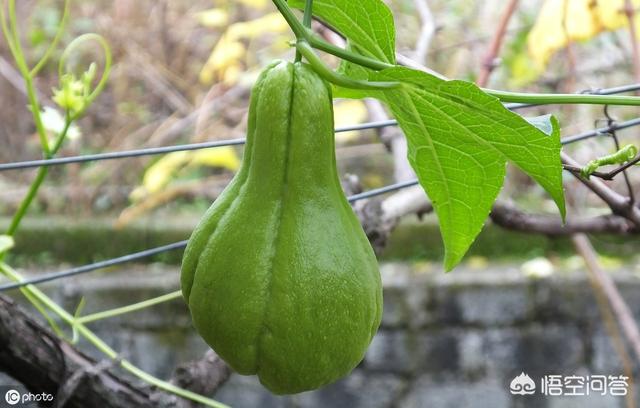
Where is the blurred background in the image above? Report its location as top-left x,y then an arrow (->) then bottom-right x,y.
2,0 -> 640,407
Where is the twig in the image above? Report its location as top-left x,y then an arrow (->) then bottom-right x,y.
490,202 -> 637,235
602,154 -> 640,180
572,234 -> 640,365
126,46 -> 193,115
476,0 -> 519,87
570,234 -> 636,408
562,152 -> 640,226
153,351 -> 231,408
602,106 -> 636,204
412,0 -> 436,63
0,55 -> 27,95
624,0 -> 640,83
562,164 -> 608,179
352,184 -> 433,254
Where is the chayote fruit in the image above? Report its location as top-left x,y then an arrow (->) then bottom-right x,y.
181,60 -> 382,394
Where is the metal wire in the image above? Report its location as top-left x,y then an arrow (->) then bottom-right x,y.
0,121 -> 398,171
0,139 -> 246,171
0,178 -> 421,292
2,84 -> 640,172
0,241 -> 189,291
560,117 -> 640,145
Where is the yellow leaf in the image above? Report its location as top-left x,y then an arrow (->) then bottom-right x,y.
528,0 -> 595,68
227,12 -> 289,39
528,0 -> 640,71
196,8 -> 229,28
199,38 -> 246,84
188,147 -> 241,171
596,0 -> 628,29
130,147 -> 240,203
237,0 -> 269,9
139,151 -> 191,196
333,100 -> 368,143
199,12 -> 289,85
118,181 -> 203,228
566,0 -> 601,40
222,64 -> 243,86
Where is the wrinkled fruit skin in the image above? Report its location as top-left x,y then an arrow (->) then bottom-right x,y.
181,61 -> 382,395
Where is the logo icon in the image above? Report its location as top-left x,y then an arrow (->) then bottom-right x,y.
4,389 -> 20,405
510,372 -> 536,395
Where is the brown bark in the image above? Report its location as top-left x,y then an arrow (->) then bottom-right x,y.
0,296 -> 155,408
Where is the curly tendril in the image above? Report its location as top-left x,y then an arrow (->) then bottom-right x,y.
58,33 -> 113,120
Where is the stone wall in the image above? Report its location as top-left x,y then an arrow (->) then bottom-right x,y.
2,262 -> 638,408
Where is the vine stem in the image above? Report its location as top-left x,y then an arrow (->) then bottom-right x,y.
0,0 -> 50,154
0,263 -> 229,408
271,0 -> 391,70
6,119 -> 71,236
296,41 -> 398,90
272,0 -> 640,106
295,0 -> 313,62
485,89 -> 640,107
76,290 -> 182,324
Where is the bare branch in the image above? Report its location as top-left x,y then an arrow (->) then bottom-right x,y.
412,0 -> 436,63
571,234 -> 638,408
572,234 -> 640,364
0,295 -> 154,408
562,152 -> 640,226
476,0 -> 519,87
152,351 -> 231,408
490,202 -> 637,235
0,295 -> 231,407
624,0 -> 640,83
352,184 -> 432,254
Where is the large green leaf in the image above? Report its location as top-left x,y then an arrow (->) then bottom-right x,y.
370,67 -> 566,270
289,0 -> 395,63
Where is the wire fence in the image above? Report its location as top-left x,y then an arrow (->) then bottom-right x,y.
2,83 -> 640,292
2,84 -> 640,172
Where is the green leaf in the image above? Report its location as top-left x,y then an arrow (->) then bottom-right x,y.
0,235 -> 14,254
289,0 -> 395,98
289,0 -> 396,63
370,67 -> 566,270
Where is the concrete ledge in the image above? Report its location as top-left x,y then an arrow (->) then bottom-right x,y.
3,262 -> 637,407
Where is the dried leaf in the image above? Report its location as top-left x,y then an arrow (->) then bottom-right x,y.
528,0 -> 640,71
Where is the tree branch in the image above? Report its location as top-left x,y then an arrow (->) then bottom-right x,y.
572,234 -> 640,363
624,0 -> 640,84
152,351 -> 231,408
412,0 -> 436,63
476,0 -> 519,87
0,295 -> 231,407
490,202 -> 637,235
0,295 -> 154,408
562,152 -> 640,226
